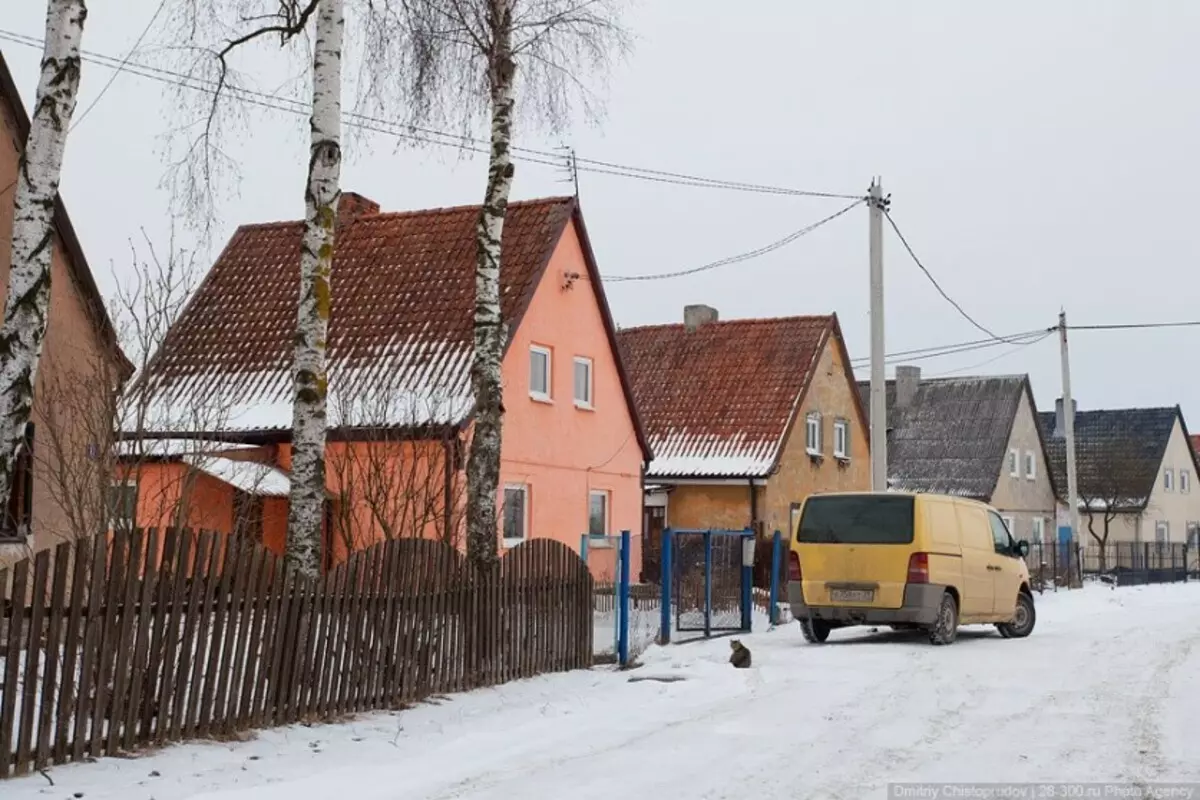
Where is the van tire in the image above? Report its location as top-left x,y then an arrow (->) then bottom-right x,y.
800,617 -> 832,644
997,592 -> 1036,639
927,592 -> 959,646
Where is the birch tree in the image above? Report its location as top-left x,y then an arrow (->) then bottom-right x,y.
287,0 -> 345,578
361,0 -> 629,568
0,0 -> 89,524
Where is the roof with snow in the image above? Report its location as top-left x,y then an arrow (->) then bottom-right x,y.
616,314 -> 849,479
1036,406 -> 1189,511
182,455 -> 292,497
856,373 -> 1045,500
136,194 -> 648,456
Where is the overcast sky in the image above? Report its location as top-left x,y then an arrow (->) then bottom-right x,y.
5,2 -> 1200,423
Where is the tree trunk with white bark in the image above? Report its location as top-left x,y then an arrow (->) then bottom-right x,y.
465,0 -> 517,570
0,0 -> 88,523
286,0 -> 343,578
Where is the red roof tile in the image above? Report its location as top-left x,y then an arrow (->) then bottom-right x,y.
616,315 -> 837,478
141,195 -> 648,457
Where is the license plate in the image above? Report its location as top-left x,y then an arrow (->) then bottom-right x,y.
830,588 -> 874,603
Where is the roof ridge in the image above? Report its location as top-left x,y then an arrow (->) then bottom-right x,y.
618,313 -> 834,334
235,194 -> 575,231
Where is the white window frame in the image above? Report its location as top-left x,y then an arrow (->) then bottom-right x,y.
529,345 -> 552,402
1008,449 -> 1019,477
588,489 -> 610,539
572,356 -> 594,409
1001,515 -> 1016,536
1031,516 -> 1045,542
1023,451 -> 1036,481
1164,468 -> 1174,492
833,419 -> 849,459
805,412 -> 822,456
1155,520 -> 1169,544
1182,469 -> 1191,494
502,484 -> 529,546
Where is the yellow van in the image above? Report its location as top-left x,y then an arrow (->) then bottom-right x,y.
787,491 -> 1036,645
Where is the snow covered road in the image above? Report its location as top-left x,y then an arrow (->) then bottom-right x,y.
8,584 -> 1200,799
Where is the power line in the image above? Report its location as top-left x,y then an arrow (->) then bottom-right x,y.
0,28 -> 860,201
883,208 -> 1021,344
850,327 -> 1054,366
926,331 -> 1056,378
605,198 -> 864,283
70,0 -> 167,132
1068,320 -> 1200,331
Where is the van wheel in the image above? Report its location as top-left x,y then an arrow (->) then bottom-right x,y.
800,617 -> 832,644
927,592 -> 959,646
997,592 -> 1036,639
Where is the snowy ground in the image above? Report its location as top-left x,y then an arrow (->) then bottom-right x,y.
7,583 -> 1200,799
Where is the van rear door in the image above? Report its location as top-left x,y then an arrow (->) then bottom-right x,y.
793,494 -> 915,609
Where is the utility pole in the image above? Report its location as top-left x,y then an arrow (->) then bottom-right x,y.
869,179 -> 887,492
1059,309 -> 1082,549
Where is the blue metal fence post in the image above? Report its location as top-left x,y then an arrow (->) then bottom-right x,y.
768,530 -> 783,626
580,534 -> 589,564
618,530 -> 631,666
703,530 -> 713,638
740,529 -> 753,632
659,528 -> 672,644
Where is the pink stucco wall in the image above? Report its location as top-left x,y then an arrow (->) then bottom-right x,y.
497,218 -> 643,579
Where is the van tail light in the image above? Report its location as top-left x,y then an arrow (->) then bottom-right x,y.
907,552 -> 930,584
788,551 -> 802,582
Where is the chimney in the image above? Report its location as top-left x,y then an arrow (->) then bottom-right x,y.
337,192 -> 380,225
684,304 -> 718,332
895,365 -> 920,409
1053,397 -> 1077,438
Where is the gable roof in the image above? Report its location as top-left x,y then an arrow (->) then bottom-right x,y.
1036,406 -> 1189,511
857,374 -> 1044,500
616,314 -> 855,479
138,194 -> 649,458
0,51 -> 129,377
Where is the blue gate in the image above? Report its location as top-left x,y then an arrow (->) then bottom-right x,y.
659,528 -> 754,643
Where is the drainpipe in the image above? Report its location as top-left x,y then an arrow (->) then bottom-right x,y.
749,478 -> 758,533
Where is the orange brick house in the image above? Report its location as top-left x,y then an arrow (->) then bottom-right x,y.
0,52 -> 132,568
123,195 -> 649,574
616,306 -> 869,551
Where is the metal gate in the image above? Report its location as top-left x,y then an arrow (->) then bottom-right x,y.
659,528 -> 754,643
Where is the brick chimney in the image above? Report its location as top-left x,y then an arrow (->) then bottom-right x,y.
1053,397 -> 1077,438
337,192 -> 380,225
684,304 -> 718,332
895,365 -> 920,409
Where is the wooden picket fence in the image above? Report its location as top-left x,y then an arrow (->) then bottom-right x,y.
0,529 -> 593,778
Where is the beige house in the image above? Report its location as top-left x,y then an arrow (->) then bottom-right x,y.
0,52 -> 131,567
1039,401 -> 1200,546
858,367 -> 1058,544
617,306 -> 870,547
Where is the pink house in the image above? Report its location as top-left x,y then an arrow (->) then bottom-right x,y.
126,195 -> 649,576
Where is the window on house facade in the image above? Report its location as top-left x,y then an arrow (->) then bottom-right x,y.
529,346 -> 551,401
108,480 -> 138,532
1023,451 -> 1036,480
833,419 -> 849,459
0,422 -> 33,542
1188,522 -> 1200,547
1182,470 -> 1191,494
503,484 -> 528,544
1155,520 -> 1169,544
1001,515 -> 1016,538
573,357 -> 593,408
1031,516 -> 1045,542
1008,449 -> 1019,477
806,412 -> 822,455
588,490 -> 609,538
1164,469 -> 1174,492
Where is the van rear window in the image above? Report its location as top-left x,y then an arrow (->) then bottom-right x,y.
796,495 -> 915,544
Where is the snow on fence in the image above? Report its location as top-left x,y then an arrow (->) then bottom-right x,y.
0,530 -> 592,779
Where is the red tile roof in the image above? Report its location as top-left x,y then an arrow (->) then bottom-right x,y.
616,315 -> 843,478
141,195 -> 649,458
